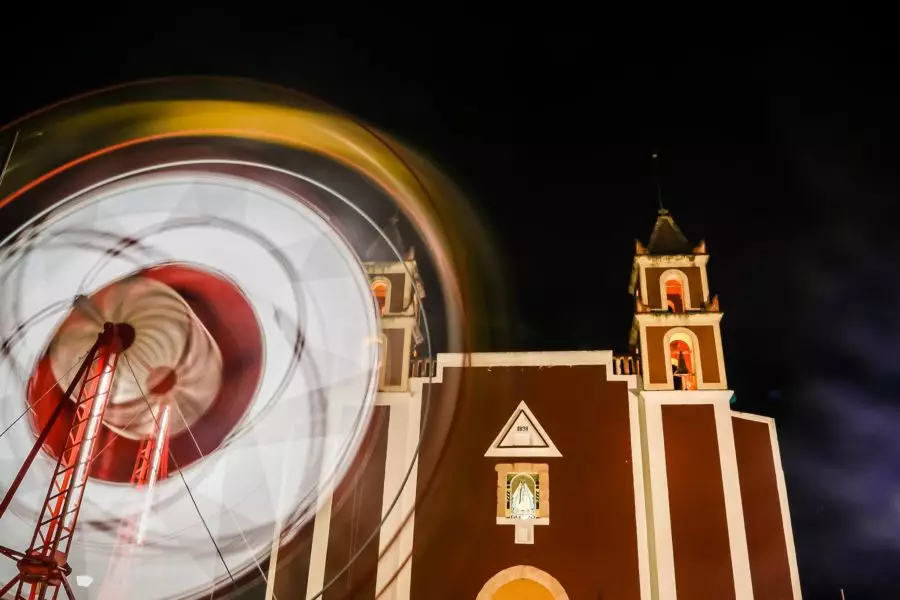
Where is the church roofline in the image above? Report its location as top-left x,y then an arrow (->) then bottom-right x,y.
405,350 -> 640,392
437,350 -> 617,368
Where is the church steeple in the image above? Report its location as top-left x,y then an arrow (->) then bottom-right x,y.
641,153 -> 699,256
646,209 -> 693,255
363,213 -> 425,391
629,208 -> 726,391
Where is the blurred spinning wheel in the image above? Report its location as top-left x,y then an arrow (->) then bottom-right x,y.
0,168 -> 381,599
50,276 -> 223,442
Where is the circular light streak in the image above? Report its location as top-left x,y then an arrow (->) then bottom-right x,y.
0,170 -> 380,600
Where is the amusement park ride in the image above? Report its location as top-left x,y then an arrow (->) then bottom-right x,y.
0,98 -> 389,599
0,315 -> 171,600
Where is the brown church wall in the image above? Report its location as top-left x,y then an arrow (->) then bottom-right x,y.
646,327 -> 669,384
383,328 -> 405,386
662,404 -> 735,600
732,416 -> 794,599
645,325 -> 720,386
683,267 -> 704,307
323,406 -> 390,600
384,273 -> 406,313
645,266 -> 704,309
687,325 -> 720,384
411,364 -> 642,599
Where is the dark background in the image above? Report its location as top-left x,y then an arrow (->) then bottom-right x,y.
2,24 -> 899,599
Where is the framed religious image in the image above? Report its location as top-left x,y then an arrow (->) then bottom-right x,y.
495,463 -> 550,543
505,472 -> 542,520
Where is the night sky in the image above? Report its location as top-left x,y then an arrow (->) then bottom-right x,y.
3,25 -> 900,599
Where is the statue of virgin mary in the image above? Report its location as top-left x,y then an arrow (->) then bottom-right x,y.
510,478 -> 536,520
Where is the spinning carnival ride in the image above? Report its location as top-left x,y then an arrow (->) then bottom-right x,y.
0,170 -> 382,599
0,80 -> 479,599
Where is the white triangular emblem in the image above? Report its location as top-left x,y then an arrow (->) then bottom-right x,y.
485,401 -> 561,457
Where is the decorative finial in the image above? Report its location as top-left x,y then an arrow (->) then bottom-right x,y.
652,151 -> 667,215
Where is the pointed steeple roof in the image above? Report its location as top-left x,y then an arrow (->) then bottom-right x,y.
646,208 -> 692,255
364,211 -> 415,262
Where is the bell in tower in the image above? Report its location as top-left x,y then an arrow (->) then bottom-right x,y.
672,349 -> 691,391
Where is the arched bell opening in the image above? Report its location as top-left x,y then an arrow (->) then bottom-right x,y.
669,336 -> 697,390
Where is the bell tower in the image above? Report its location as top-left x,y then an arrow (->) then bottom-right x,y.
364,215 -> 425,392
628,208 -> 726,391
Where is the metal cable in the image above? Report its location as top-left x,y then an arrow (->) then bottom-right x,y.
0,349 -> 89,441
121,352 -> 238,590
166,397 -> 276,597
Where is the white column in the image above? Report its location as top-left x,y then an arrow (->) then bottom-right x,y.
714,401 -> 754,600
641,393 -> 677,600
375,391 -> 422,600
629,391 -> 652,600
305,475 -> 335,600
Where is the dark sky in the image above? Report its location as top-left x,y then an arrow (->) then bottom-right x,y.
3,25 -> 900,599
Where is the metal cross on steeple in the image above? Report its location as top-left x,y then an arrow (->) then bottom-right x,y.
652,151 -> 667,215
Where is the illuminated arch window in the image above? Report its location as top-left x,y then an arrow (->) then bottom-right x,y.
669,334 -> 697,390
665,277 -> 685,312
658,269 -> 690,312
372,280 -> 389,315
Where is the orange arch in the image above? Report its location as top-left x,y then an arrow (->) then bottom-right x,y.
476,566 -> 569,600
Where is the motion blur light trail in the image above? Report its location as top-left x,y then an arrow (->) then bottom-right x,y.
0,83 -> 498,351
0,79 -> 497,599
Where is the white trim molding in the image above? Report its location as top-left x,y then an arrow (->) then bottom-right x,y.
305,491 -> 335,599
639,391 -> 677,600
437,350 -> 612,369
485,401 -> 562,458
629,390 -> 653,600
766,419 -> 803,600
635,311 -> 724,327
374,392 -> 423,600
428,350 -> 637,392
640,390 -> 753,600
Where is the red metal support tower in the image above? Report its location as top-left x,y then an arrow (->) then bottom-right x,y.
96,400 -> 171,599
0,323 -> 123,600
131,405 -> 170,491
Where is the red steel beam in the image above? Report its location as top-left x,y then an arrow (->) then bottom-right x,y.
2,323 -> 123,600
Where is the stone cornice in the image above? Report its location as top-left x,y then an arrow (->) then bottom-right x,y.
634,311 -> 723,326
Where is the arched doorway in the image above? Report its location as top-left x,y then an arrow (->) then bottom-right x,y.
493,578 -> 555,600
477,566 -> 569,600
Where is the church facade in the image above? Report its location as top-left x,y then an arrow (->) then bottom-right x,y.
272,211 -> 802,600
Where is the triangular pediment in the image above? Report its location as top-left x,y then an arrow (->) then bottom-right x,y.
485,401 -> 561,458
